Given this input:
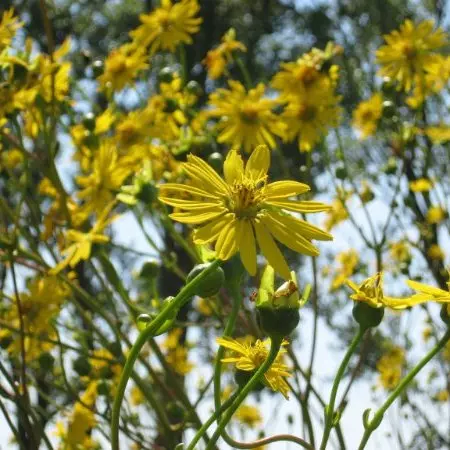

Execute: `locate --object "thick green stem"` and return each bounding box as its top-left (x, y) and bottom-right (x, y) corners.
top-left (358, 328), bottom-right (450, 450)
top-left (111, 259), bottom-right (221, 450)
top-left (320, 327), bottom-right (365, 450)
top-left (206, 336), bottom-right (283, 450)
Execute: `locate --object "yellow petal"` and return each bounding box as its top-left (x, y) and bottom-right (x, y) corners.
top-left (238, 220), bottom-right (257, 275)
top-left (158, 183), bottom-right (220, 201)
top-left (254, 220), bottom-right (291, 279)
top-left (260, 214), bottom-right (319, 256)
top-left (406, 280), bottom-right (450, 298)
top-left (267, 200), bottom-right (332, 213)
top-left (245, 144), bottom-right (270, 181)
top-left (159, 197), bottom-right (222, 210)
top-left (193, 214), bottom-right (233, 244)
top-left (170, 209), bottom-right (226, 224)
top-left (215, 218), bottom-right (239, 260)
top-left (223, 148), bottom-right (244, 185)
top-left (265, 180), bottom-right (310, 199)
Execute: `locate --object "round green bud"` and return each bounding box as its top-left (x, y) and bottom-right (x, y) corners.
top-left (73, 356), bottom-right (92, 376)
top-left (97, 380), bottom-right (110, 396)
top-left (164, 98), bottom-right (179, 113)
top-left (82, 112), bottom-right (96, 131)
top-left (92, 60), bottom-right (104, 78)
top-left (257, 307), bottom-right (300, 338)
top-left (107, 341), bottom-right (122, 358)
top-left (137, 182), bottom-right (157, 205)
top-left (158, 67), bottom-right (175, 83)
top-left (186, 80), bottom-right (203, 96)
top-left (0, 335), bottom-right (12, 350)
top-left (186, 263), bottom-right (225, 297)
top-left (352, 302), bottom-right (384, 329)
top-left (139, 259), bottom-right (160, 279)
top-left (13, 64), bottom-right (28, 84)
top-left (166, 401), bottom-right (186, 425)
top-left (382, 101), bottom-right (396, 119)
top-left (381, 77), bottom-right (396, 96)
top-left (383, 157), bottom-right (397, 175)
top-left (38, 352), bottom-right (55, 371)
top-left (207, 152), bottom-right (223, 173)
top-left (335, 164), bottom-right (347, 180)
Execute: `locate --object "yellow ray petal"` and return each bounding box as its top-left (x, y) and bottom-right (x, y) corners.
top-left (238, 220), bottom-right (257, 275)
top-left (254, 220), bottom-right (291, 279)
top-left (223, 148), bottom-right (244, 185)
top-left (407, 280), bottom-right (450, 298)
top-left (215, 217), bottom-right (239, 260)
top-left (267, 200), bottom-right (332, 213)
top-left (245, 144), bottom-right (270, 181)
top-left (170, 209), bottom-right (226, 224)
top-left (264, 180), bottom-right (310, 199)
top-left (158, 183), bottom-right (220, 200)
top-left (193, 214), bottom-right (233, 244)
top-left (159, 197), bottom-right (222, 210)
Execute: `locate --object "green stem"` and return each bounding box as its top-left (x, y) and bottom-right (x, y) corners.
top-left (213, 283), bottom-right (242, 420)
top-left (235, 56), bottom-right (252, 89)
top-left (186, 392), bottom-right (239, 450)
top-left (206, 336), bottom-right (284, 450)
top-left (358, 328), bottom-right (450, 450)
top-left (110, 259), bottom-right (221, 450)
top-left (320, 326), bottom-right (366, 450)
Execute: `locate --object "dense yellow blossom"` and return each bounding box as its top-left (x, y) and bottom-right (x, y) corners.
top-left (0, 8), bottom-right (22, 51)
top-left (208, 81), bottom-right (286, 153)
top-left (376, 20), bottom-right (447, 92)
top-left (409, 178), bottom-right (433, 192)
top-left (330, 250), bottom-right (359, 290)
top-left (235, 404), bottom-right (262, 428)
top-left (217, 336), bottom-right (291, 398)
top-left (352, 93), bottom-right (383, 139)
top-left (427, 244), bottom-right (444, 261)
top-left (159, 145), bottom-right (332, 278)
top-left (130, 0), bottom-right (202, 54)
top-left (163, 328), bottom-right (194, 375)
top-left (426, 206), bottom-right (446, 224)
top-left (425, 125), bottom-right (450, 144)
top-left (98, 43), bottom-right (149, 92)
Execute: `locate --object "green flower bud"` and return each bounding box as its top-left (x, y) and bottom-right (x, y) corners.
top-left (82, 112), bottom-right (96, 131)
top-left (166, 401), bottom-right (186, 425)
top-left (92, 60), bottom-right (104, 78)
top-left (139, 259), bottom-right (160, 279)
top-left (186, 263), bottom-right (225, 297)
top-left (335, 164), bottom-right (347, 180)
top-left (73, 356), bottom-right (92, 376)
top-left (352, 302), bottom-right (384, 329)
top-left (158, 67), bottom-right (175, 83)
top-left (207, 152), bottom-right (224, 173)
top-left (164, 98), bottom-right (179, 113)
top-left (256, 266), bottom-right (301, 338)
top-left (38, 352), bottom-right (55, 371)
top-left (382, 100), bottom-right (396, 119)
top-left (186, 80), bottom-right (203, 96)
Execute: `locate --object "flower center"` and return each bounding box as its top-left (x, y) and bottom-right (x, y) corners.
top-left (157, 11), bottom-right (172, 31)
top-left (228, 179), bottom-right (265, 218)
top-left (297, 104), bottom-right (317, 121)
top-left (109, 56), bottom-right (127, 74)
top-left (296, 65), bottom-right (319, 85)
top-left (240, 104), bottom-right (260, 124)
top-left (401, 42), bottom-right (417, 60)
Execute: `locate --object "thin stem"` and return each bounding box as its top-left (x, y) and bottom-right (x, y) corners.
top-left (320, 326), bottom-right (366, 450)
top-left (358, 328), bottom-right (450, 450)
top-left (111, 259), bottom-right (221, 450)
top-left (206, 336), bottom-right (284, 450)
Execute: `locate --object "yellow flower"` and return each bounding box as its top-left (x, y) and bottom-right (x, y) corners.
top-left (427, 244), bottom-right (444, 260)
top-left (377, 346), bottom-right (405, 390)
top-left (435, 389), bottom-right (449, 402)
top-left (208, 81), bottom-right (286, 153)
top-left (158, 145), bottom-right (332, 278)
top-left (330, 249), bottom-right (359, 291)
top-left (76, 141), bottom-right (133, 215)
top-left (216, 336), bottom-right (291, 398)
top-left (426, 206), bottom-right (446, 224)
top-left (352, 93), bottom-right (383, 139)
top-left (98, 43), bottom-right (148, 92)
top-left (376, 20), bottom-right (447, 92)
top-left (323, 189), bottom-right (351, 231)
top-left (0, 8), bottom-right (22, 51)
top-left (346, 272), bottom-right (427, 310)
top-left (203, 28), bottom-right (247, 79)
top-left (425, 125), bottom-right (450, 144)
top-left (390, 240), bottom-right (411, 263)
top-left (163, 328), bottom-right (194, 375)
top-left (50, 205), bottom-right (116, 274)
top-left (271, 42), bottom-right (341, 101)
top-left (235, 404), bottom-right (262, 428)
top-left (130, 0), bottom-right (202, 55)
top-left (280, 81), bottom-right (341, 152)
top-left (409, 178), bottom-right (433, 192)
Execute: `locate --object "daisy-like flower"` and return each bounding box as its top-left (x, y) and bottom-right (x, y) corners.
top-left (98, 43), bottom-right (149, 92)
top-left (130, 0), bottom-right (202, 55)
top-left (217, 336), bottom-right (291, 398)
top-left (158, 145), bottom-right (332, 278)
top-left (347, 272), bottom-right (448, 310)
top-left (0, 8), bottom-right (23, 52)
top-left (376, 20), bottom-right (447, 92)
top-left (208, 81), bottom-right (286, 153)
top-left (352, 93), bottom-right (383, 140)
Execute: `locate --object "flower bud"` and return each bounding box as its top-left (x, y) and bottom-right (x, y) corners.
top-left (352, 302), bottom-right (384, 330)
top-left (186, 263), bottom-right (225, 297)
top-left (256, 266), bottom-right (301, 338)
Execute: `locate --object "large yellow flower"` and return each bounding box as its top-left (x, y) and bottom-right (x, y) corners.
top-left (376, 20), bottom-right (447, 92)
top-left (217, 336), bottom-right (291, 399)
top-left (130, 0), bottom-right (202, 55)
top-left (158, 145), bottom-right (332, 278)
top-left (208, 81), bottom-right (286, 153)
